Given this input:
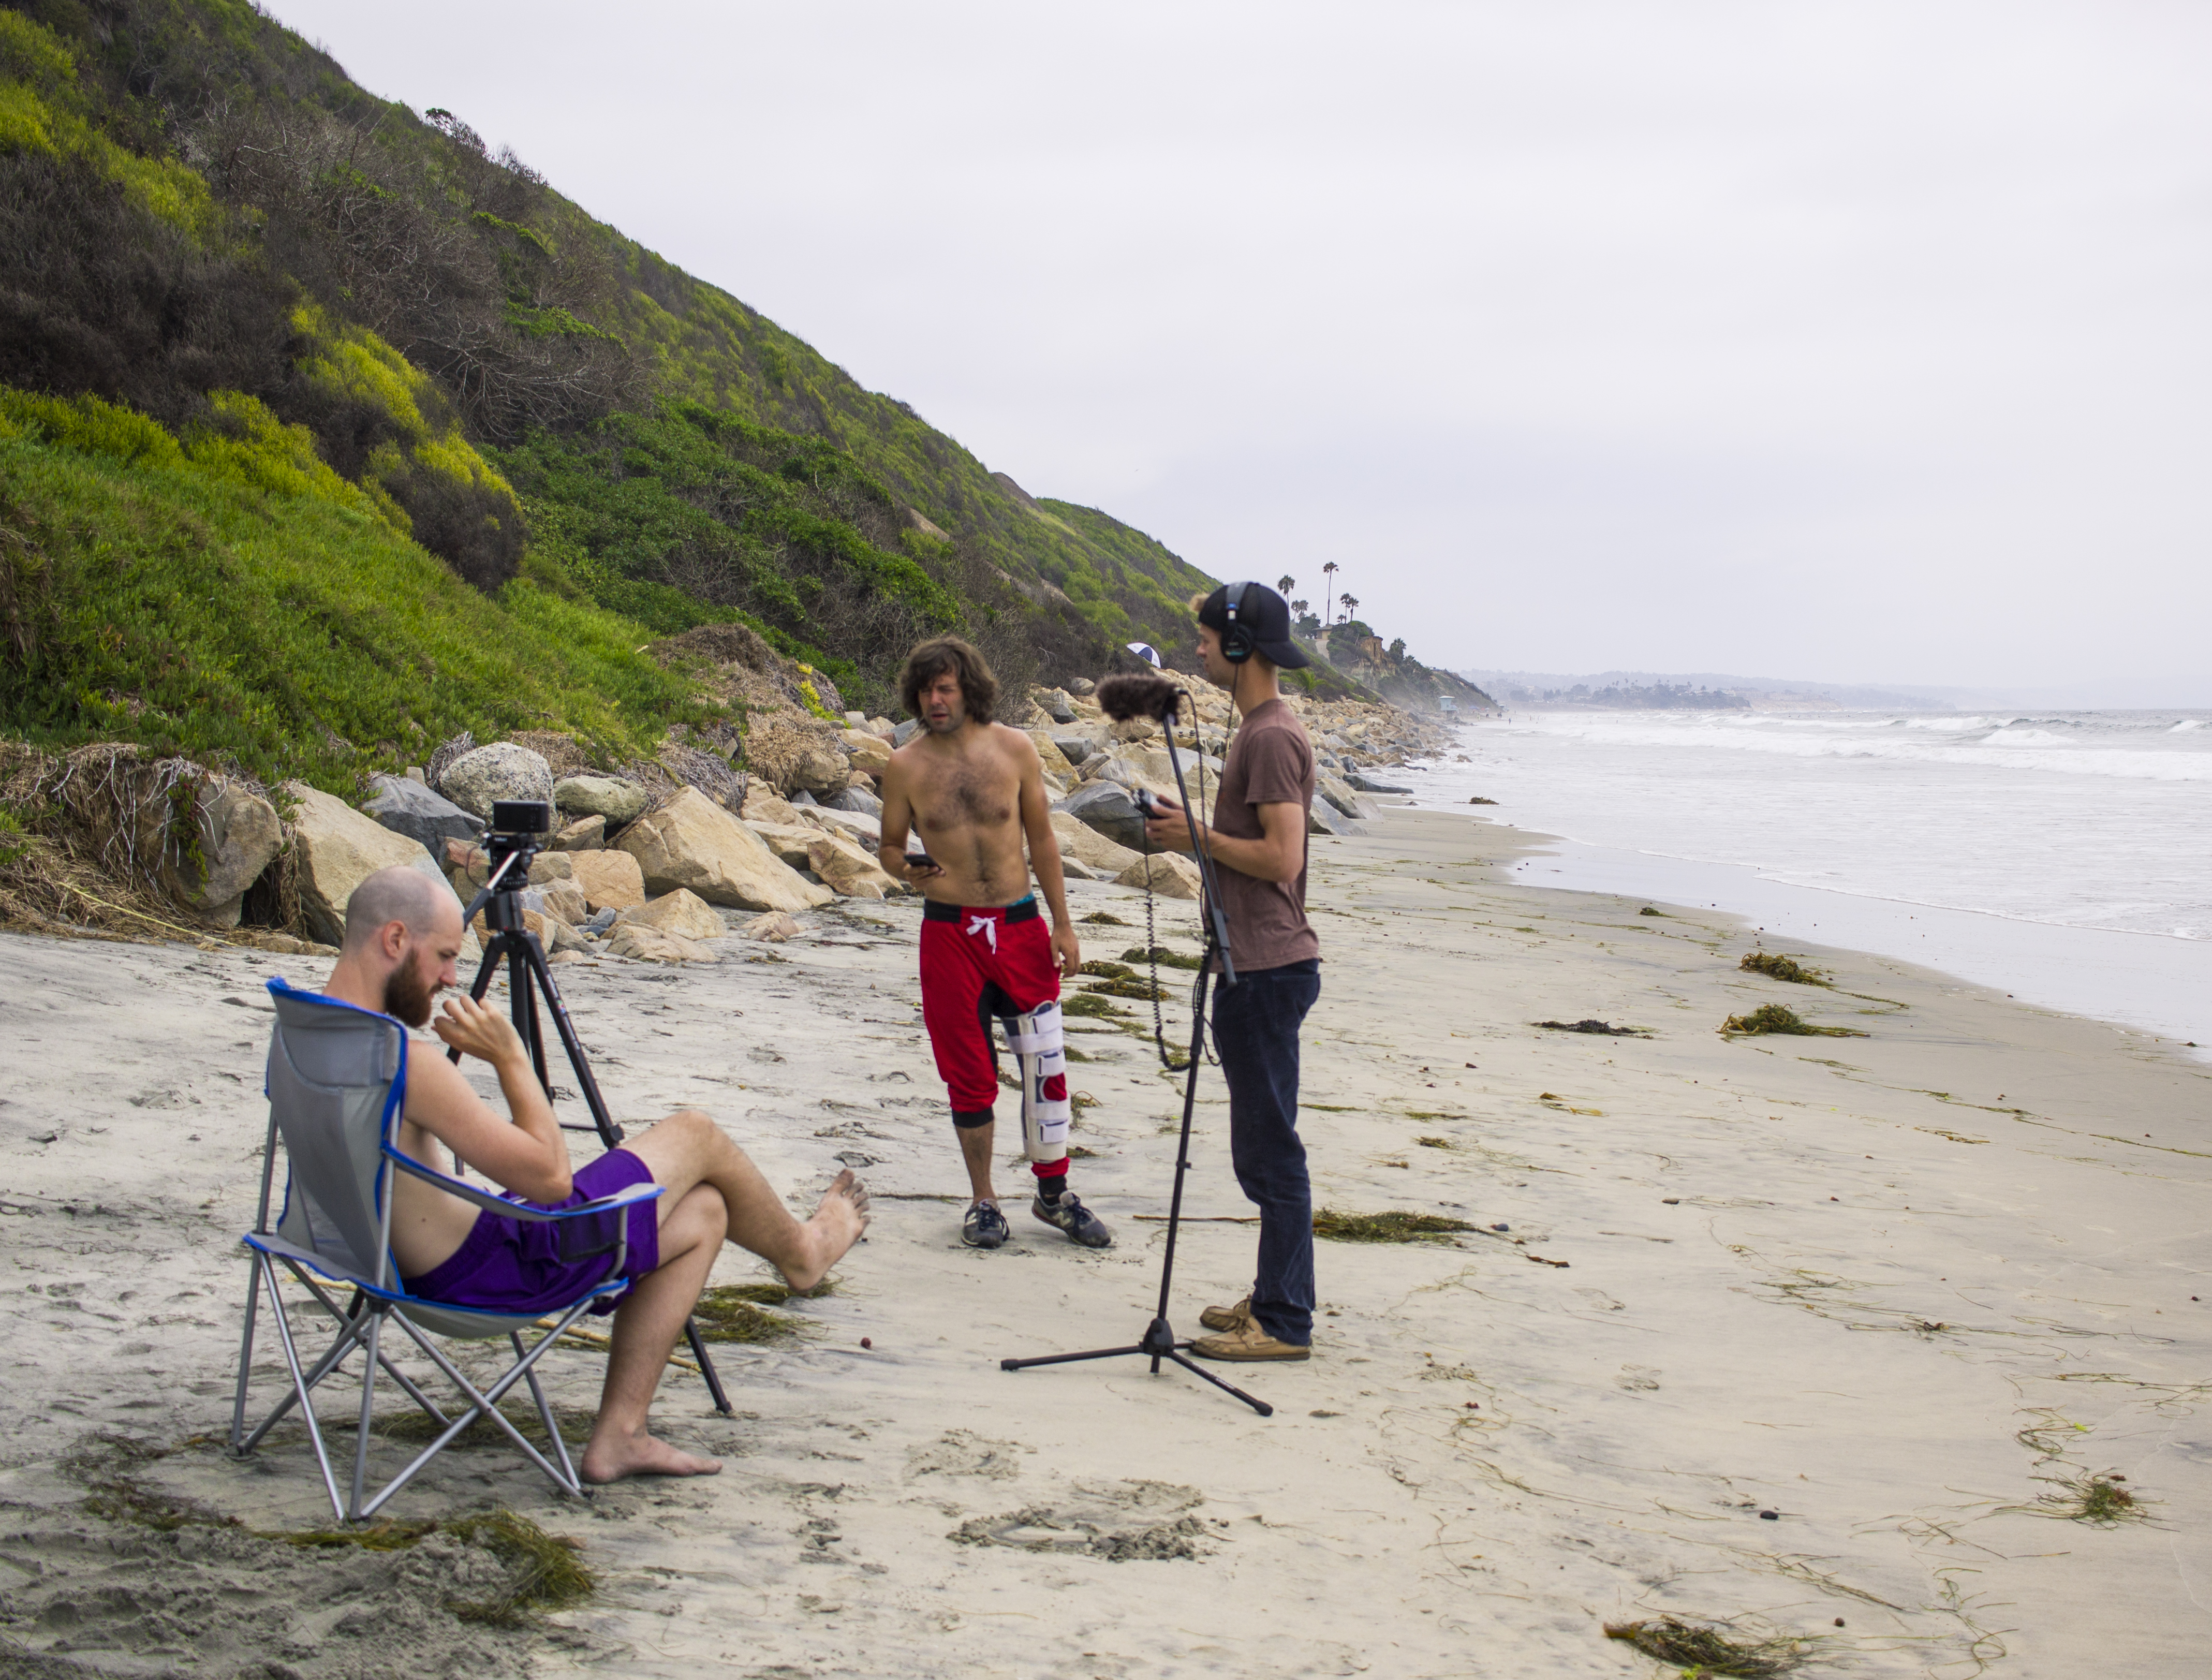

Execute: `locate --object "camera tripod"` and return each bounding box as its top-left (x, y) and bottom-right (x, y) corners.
top-left (999, 691), bottom-right (1273, 1417)
top-left (456, 839), bottom-right (732, 1414)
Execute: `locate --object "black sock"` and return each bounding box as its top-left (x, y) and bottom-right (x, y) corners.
top-left (1037, 1173), bottom-right (1067, 1204)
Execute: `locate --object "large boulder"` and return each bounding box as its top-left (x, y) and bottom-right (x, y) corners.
top-left (1345, 771), bottom-right (1412, 794)
top-left (838, 730), bottom-right (892, 778)
top-left (801, 805), bottom-right (881, 850)
top-left (739, 910), bottom-right (803, 942)
top-left (807, 833), bottom-right (900, 900)
top-left (532, 881), bottom-right (592, 928)
top-left (568, 849), bottom-right (646, 912)
top-left (742, 821), bottom-right (824, 870)
top-left (364, 775), bottom-right (480, 855)
top-left (553, 774), bottom-right (649, 826)
top-left (1046, 810), bottom-right (1142, 876)
top-left (1027, 731), bottom-right (1076, 779)
top-left (472, 903), bottom-right (583, 953)
top-left (826, 785), bottom-right (882, 816)
top-left (552, 814), bottom-right (604, 851)
top-left (741, 784), bottom-right (806, 827)
top-left (1307, 797), bottom-right (1364, 837)
top-left (605, 924), bottom-right (719, 965)
top-left (1316, 770), bottom-right (1374, 820)
top-left (438, 743), bottom-right (555, 821)
top-left (161, 783), bottom-right (284, 929)
top-left (615, 888), bottom-right (725, 942)
top-left (614, 785), bottom-right (833, 912)
top-left (283, 782), bottom-right (470, 948)
top-left (893, 718), bottom-right (922, 747)
top-left (1048, 732), bottom-right (1099, 769)
top-left (1116, 852), bottom-right (1202, 900)
top-left (1055, 782), bottom-right (1148, 853)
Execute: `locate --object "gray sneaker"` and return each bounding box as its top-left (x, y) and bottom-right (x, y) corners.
top-left (1031, 1191), bottom-right (1112, 1248)
top-left (962, 1199), bottom-right (1010, 1249)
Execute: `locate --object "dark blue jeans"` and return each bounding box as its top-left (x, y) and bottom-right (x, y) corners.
top-left (1210, 957), bottom-right (1321, 1345)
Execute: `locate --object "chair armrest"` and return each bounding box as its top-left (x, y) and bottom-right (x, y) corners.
top-left (383, 1147), bottom-right (664, 1221)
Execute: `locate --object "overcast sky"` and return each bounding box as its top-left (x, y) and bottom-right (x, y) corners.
top-left (273, 1), bottom-right (2212, 702)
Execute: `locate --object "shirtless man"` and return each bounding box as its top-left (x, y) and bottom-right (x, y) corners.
top-left (876, 636), bottom-right (1112, 1250)
top-left (320, 866), bottom-right (871, 1483)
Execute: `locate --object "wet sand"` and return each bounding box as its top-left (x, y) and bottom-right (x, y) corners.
top-left (1, 807), bottom-right (2206, 1677)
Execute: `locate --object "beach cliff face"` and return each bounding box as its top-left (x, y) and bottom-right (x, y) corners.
top-left (0, 808), bottom-right (2205, 1676)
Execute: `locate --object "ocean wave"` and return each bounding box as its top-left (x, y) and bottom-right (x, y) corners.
top-left (1485, 716), bottom-right (2212, 781)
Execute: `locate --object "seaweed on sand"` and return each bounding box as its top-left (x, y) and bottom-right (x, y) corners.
top-left (1120, 944), bottom-right (1204, 970)
top-left (1740, 951), bottom-right (1832, 986)
top-left (1721, 1004), bottom-right (1867, 1039)
top-left (2034, 1471), bottom-right (2148, 1526)
top-left (1061, 992), bottom-right (1127, 1018)
top-left (1085, 975), bottom-right (1170, 1002)
top-left (282, 1509), bottom-right (590, 1624)
top-left (442, 1509), bottom-right (596, 1625)
top-left (1081, 959), bottom-right (1138, 979)
top-left (1535, 1019), bottom-right (1651, 1037)
top-left (1602, 1616), bottom-right (1807, 1676)
top-left (689, 1283), bottom-right (813, 1343)
top-left (1080, 910), bottom-right (1129, 926)
top-left (1313, 1209), bottom-right (1475, 1243)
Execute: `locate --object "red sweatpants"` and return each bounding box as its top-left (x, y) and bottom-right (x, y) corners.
top-left (919, 900), bottom-right (1061, 1115)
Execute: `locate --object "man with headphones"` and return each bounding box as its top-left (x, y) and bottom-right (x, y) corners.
top-left (1141, 582), bottom-right (1322, 1362)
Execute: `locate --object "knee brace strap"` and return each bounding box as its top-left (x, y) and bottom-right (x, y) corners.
top-left (999, 1001), bottom-right (1071, 1165)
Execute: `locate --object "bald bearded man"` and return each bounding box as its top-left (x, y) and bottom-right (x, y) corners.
top-left (319, 867), bottom-right (871, 1483)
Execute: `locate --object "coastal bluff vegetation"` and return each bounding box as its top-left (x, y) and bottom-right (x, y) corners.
top-left (0, 0), bottom-right (1483, 948)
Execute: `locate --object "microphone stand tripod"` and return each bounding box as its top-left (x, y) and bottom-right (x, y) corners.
top-left (999, 689), bottom-right (1272, 1417)
top-left (455, 843), bottom-right (732, 1414)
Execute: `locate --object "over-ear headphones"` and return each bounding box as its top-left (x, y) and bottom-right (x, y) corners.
top-left (1219, 581), bottom-right (1256, 663)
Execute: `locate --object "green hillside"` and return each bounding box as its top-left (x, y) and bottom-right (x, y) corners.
top-left (0, 0), bottom-right (1480, 784)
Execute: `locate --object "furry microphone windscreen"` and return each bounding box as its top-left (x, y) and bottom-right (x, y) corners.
top-left (1096, 673), bottom-right (1182, 723)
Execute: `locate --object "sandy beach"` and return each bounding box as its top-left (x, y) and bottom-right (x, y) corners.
top-left (2, 805), bottom-right (2207, 1678)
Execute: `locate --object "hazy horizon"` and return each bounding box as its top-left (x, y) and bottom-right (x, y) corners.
top-left (270, 1), bottom-right (2212, 703)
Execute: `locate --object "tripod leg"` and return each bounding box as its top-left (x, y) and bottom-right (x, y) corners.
top-left (999, 1342), bottom-right (1152, 1372)
top-left (510, 936), bottom-right (731, 1415)
top-left (1160, 1351), bottom-right (1273, 1417)
top-left (685, 1319), bottom-right (733, 1414)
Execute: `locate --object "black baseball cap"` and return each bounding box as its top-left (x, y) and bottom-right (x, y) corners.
top-left (1197, 582), bottom-right (1310, 668)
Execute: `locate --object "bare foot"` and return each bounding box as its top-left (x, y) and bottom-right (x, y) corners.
top-left (778, 1170), bottom-right (871, 1292)
top-left (580, 1425), bottom-right (722, 1485)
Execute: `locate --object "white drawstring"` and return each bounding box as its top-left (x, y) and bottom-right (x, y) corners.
top-left (965, 913), bottom-right (998, 953)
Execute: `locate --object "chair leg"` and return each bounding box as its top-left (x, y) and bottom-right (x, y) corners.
top-left (284, 1269), bottom-right (448, 1428)
top-left (348, 1310), bottom-right (384, 1522)
top-left (230, 1252), bottom-right (266, 1454)
top-left (515, 1331), bottom-right (579, 1489)
top-left (260, 1257), bottom-right (344, 1522)
top-left (360, 1304), bottom-right (599, 1517)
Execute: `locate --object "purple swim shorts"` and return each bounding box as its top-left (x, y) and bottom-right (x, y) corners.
top-left (402, 1148), bottom-right (661, 1317)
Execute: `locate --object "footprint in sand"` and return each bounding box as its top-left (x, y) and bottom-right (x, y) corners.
top-left (1616, 1364), bottom-right (1662, 1391)
top-left (905, 1428), bottom-right (1027, 1480)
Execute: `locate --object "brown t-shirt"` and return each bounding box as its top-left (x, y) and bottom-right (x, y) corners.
top-left (1206, 697), bottom-right (1320, 974)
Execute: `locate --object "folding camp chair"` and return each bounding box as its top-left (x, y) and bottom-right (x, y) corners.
top-left (229, 979), bottom-right (661, 1522)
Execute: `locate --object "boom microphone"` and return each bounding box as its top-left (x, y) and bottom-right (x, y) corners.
top-left (1096, 672), bottom-right (1182, 723)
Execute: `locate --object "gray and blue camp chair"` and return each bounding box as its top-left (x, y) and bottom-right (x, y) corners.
top-left (229, 979), bottom-right (661, 1521)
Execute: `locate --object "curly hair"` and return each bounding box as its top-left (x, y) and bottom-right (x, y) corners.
top-left (897, 636), bottom-right (999, 726)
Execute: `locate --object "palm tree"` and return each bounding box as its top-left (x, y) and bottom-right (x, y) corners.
top-left (1291, 598), bottom-right (1309, 618)
top-left (1321, 561), bottom-right (1339, 622)
top-left (1277, 573), bottom-right (1295, 598)
top-left (1340, 592), bottom-right (1356, 623)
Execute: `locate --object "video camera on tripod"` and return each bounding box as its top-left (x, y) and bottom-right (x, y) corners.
top-left (462, 799), bottom-right (554, 927)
